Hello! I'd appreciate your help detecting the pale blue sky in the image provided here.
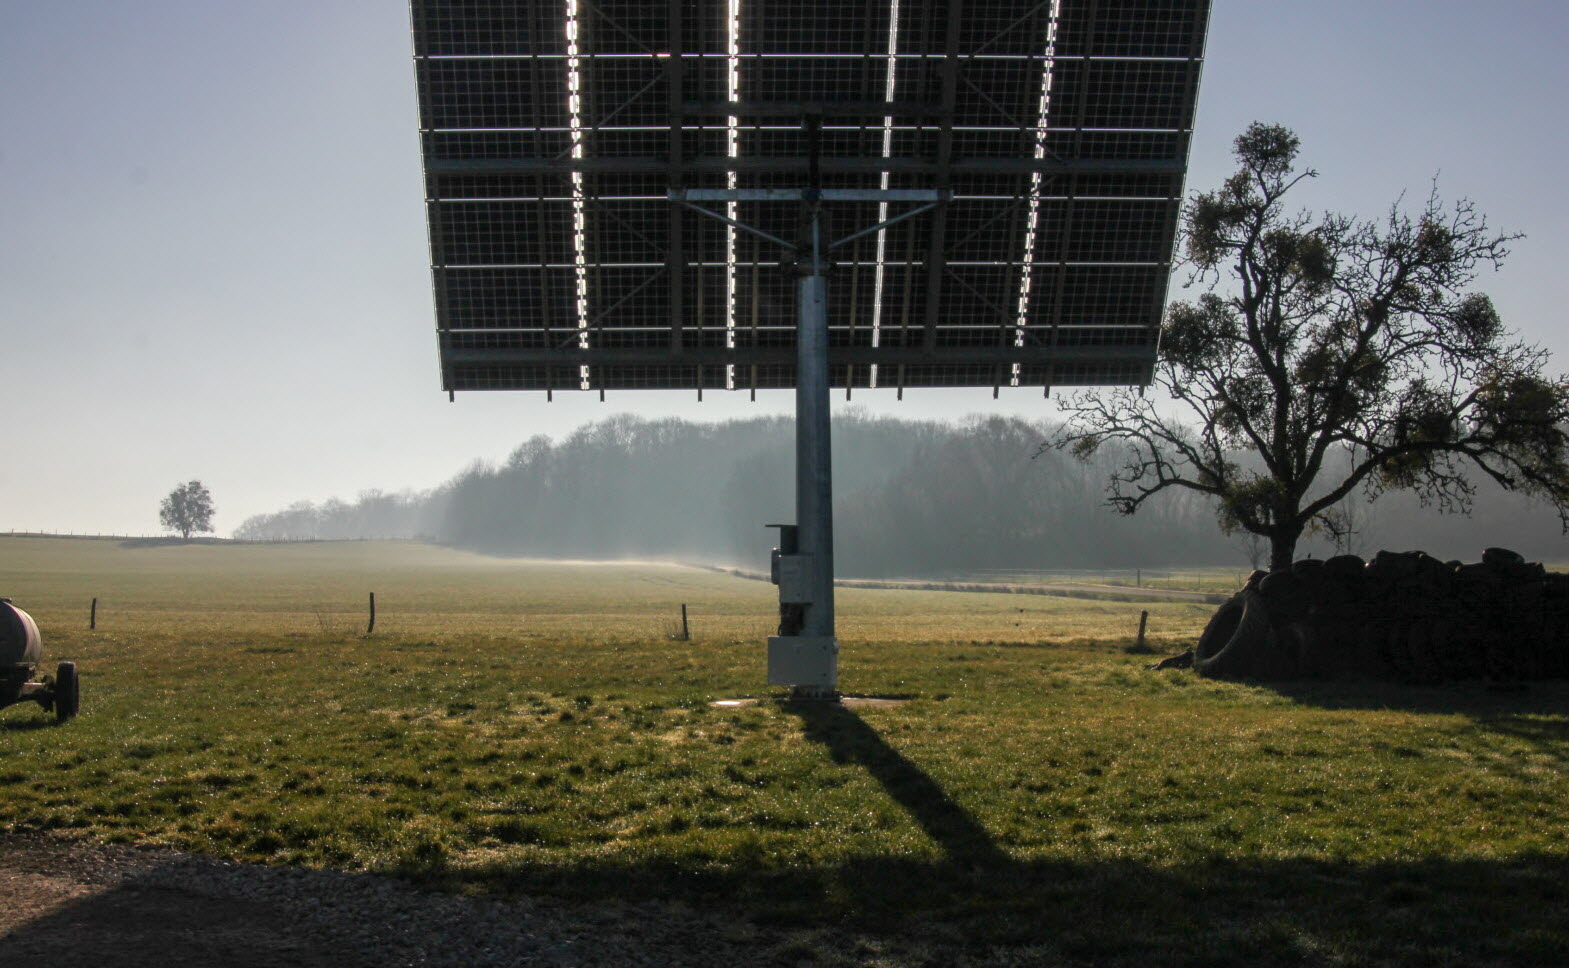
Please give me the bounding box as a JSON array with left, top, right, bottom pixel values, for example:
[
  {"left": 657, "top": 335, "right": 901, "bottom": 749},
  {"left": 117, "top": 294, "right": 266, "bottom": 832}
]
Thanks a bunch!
[{"left": 3, "top": 0, "right": 1565, "bottom": 535}]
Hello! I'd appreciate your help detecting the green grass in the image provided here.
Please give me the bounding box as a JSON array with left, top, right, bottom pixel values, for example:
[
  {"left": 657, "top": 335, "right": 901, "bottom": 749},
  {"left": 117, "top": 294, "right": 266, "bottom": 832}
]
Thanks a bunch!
[{"left": 3, "top": 536, "right": 1568, "bottom": 965}]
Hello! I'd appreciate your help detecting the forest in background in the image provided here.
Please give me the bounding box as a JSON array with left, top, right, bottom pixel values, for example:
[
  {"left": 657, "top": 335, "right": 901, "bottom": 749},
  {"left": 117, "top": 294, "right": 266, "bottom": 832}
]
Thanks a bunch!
[{"left": 233, "top": 413, "right": 1569, "bottom": 575}]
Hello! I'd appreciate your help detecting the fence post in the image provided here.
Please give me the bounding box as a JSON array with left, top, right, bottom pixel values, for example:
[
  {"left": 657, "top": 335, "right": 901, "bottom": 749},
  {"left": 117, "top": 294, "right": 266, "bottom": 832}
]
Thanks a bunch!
[
  {"left": 680, "top": 603, "right": 690, "bottom": 641},
  {"left": 366, "top": 592, "right": 376, "bottom": 635},
  {"left": 90, "top": 597, "right": 97, "bottom": 630},
  {"left": 1136, "top": 610, "right": 1149, "bottom": 649}
]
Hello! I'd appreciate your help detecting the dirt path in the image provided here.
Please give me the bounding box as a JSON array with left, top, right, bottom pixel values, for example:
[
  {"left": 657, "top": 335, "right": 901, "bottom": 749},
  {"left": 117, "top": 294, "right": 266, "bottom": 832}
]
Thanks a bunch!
[
  {"left": 0, "top": 835, "right": 829, "bottom": 967},
  {"left": 0, "top": 837, "right": 350, "bottom": 967}
]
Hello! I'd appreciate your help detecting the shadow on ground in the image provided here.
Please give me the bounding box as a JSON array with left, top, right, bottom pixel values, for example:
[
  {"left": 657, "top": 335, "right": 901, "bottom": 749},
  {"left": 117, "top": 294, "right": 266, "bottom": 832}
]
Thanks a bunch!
[
  {"left": 11, "top": 848, "right": 1566, "bottom": 967},
  {"left": 438, "top": 846, "right": 1569, "bottom": 966},
  {"left": 1268, "top": 678, "right": 1569, "bottom": 776},
  {"left": 0, "top": 871, "right": 344, "bottom": 968},
  {"left": 439, "top": 702, "right": 1568, "bottom": 965},
  {"left": 1265, "top": 677, "right": 1569, "bottom": 717},
  {"left": 7, "top": 701, "right": 1569, "bottom": 966},
  {"left": 784, "top": 698, "right": 1010, "bottom": 868}
]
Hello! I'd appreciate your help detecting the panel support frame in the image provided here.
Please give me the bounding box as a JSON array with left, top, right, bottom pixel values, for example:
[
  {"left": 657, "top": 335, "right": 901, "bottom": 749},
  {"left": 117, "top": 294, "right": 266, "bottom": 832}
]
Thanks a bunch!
[{"left": 671, "top": 185, "right": 944, "bottom": 698}]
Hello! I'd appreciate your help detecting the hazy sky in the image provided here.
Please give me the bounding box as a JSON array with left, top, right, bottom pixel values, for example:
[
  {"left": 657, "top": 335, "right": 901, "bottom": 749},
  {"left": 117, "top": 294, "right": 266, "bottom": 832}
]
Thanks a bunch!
[{"left": 3, "top": 0, "right": 1566, "bottom": 536}]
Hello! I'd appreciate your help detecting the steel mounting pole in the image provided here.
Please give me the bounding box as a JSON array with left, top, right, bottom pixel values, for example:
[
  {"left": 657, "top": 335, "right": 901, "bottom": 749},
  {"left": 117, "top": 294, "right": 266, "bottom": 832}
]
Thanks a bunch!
[
  {"left": 793, "top": 201, "right": 837, "bottom": 696},
  {"left": 668, "top": 185, "right": 939, "bottom": 699}
]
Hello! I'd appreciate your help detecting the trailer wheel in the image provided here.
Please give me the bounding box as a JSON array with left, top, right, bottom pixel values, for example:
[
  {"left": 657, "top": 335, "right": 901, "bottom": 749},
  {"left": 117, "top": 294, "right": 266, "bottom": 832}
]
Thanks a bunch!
[{"left": 54, "top": 662, "right": 78, "bottom": 722}]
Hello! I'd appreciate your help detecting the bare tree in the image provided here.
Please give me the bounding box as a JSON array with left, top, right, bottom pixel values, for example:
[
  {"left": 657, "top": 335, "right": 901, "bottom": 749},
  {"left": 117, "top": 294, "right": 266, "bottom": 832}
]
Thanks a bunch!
[
  {"left": 1053, "top": 123, "right": 1569, "bottom": 571},
  {"left": 1240, "top": 531, "right": 1265, "bottom": 571}
]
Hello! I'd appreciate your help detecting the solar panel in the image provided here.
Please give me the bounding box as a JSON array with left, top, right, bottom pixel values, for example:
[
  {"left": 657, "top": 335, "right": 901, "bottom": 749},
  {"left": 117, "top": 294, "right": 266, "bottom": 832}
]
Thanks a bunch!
[{"left": 411, "top": 0, "right": 1210, "bottom": 393}]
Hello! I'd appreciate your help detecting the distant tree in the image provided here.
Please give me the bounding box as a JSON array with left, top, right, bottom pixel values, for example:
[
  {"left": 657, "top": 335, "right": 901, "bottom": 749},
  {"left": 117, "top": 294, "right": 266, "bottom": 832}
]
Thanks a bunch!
[
  {"left": 1240, "top": 531, "right": 1265, "bottom": 571},
  {"left": 159, "top": 480, "right": 215, "bottom": 540},
  {"left": 1053, "top": 122, "right": 1569, "bottom": 571}
]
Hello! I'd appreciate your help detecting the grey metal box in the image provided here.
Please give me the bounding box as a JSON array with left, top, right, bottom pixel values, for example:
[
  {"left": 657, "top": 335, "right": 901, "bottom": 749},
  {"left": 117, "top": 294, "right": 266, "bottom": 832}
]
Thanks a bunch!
[
  {"left": 774, "top": 554, "right": 816, "bottom": 604},
  {"left": 767, "top": 635, "right": 838, "bottom": 688}
]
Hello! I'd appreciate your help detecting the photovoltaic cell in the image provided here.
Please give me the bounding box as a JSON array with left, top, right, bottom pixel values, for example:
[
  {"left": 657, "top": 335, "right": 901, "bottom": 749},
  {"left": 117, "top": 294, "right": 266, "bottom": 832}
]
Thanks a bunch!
[{"left": 411, "top": 0, "right": 1211, "bottom": 392}]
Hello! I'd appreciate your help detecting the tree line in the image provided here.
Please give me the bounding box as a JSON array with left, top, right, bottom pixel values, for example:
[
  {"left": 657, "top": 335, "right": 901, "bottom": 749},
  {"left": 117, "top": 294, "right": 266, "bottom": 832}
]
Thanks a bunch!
[
  {"left": 233, "top": 411, "right": 1567, "bottom": 575},
  {"left": 238, "top": 122, "right": 1569, "bottom": 572}
]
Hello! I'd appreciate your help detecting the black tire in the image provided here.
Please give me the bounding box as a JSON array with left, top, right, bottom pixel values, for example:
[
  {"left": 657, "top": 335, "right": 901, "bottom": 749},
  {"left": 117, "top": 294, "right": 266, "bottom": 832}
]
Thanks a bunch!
[
  {"left": 1324, "top": 554, "right": 1365, "bottom": 580},
  {"left": 1358, "top": 621, "right": 1394, "bottom": 679},
  {"left": 54, "top": 662, "right": 78, "bottom": 722},
  {"left": 1194, "top": 596, "right": 1242, "bottom": 663},
  {"left": 1276, "top": 621, "right": 1315, "bottom": 676},
  {"left": 1259, "top": 571, "right": 1309, "bottom": 626},
  {"left": 1482, "top": 547, "right": 1525, "bottom": 569},
  {"left": 1291, "top": 558, "right": 1325, "bottom": 579},
  {"left": 1546, "top": 615, "right": 1569, "bottom": 678},
  {"left": 1259, "top": 570, "right": 1304, "bottom": 600},
  {"left": 1194, "top": 588, "right": 1276, "bottom": 680},
  {"left": 1401, "top": 620, "right": 1437, "bottom": 684},
  {"left": 1381, "top": 621, "right": 1418, "bottom": 680},
  {"left": 1427, "top": 618, "right": 1462, "bottom": 680},
  {"left": 1307, "top": 617, "right": 1360, "bottom": 679}
]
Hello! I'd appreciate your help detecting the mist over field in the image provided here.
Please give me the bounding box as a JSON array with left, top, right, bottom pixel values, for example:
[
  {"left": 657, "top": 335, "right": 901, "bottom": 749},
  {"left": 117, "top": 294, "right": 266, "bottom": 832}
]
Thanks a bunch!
[{"left": 234, "top": 413, "right": 1569, "bottom": 574}]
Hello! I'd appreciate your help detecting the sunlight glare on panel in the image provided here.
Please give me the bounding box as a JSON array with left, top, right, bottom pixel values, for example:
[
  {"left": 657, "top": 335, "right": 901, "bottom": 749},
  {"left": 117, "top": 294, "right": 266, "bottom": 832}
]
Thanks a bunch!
[
  {"left": 1011, "top": 0, "right": 1062, "bottom": 388},
  {"left": 564, "top": 0, "right": 591, "bottom": 388},
  {"left": 869, "top": 0, "right": 901, "bottom": 388}
]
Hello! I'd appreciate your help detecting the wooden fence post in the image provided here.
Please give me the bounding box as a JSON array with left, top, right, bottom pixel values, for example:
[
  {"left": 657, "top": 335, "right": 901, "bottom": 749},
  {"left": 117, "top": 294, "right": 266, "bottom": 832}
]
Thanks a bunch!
[
  {"left": 680, "top": 603, "right": 690, "bottom": 641},
  {"left": 90, "top": 597, "right": 97, "bottom": 630},
  {"left": 366, "top": 592, "right": 376, "bottom": 635}
]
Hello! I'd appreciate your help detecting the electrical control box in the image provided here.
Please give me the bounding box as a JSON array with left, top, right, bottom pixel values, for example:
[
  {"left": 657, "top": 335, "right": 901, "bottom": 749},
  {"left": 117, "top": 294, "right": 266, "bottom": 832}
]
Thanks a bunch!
[
  {"left": 773, "top": 553, "right": 816, "bottom": 605},
  {"left": 767, "top": 635, "right": 838, "bottom": 688}
]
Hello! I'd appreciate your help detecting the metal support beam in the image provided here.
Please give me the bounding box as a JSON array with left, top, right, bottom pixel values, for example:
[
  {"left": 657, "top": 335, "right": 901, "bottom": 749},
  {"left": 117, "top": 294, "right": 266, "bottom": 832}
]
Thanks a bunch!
[
  {"left": 428, "top": 156, "right": 1186, "bottom": 176},
  {"left": 440, "top": 341, "right": 1159, "bottom": 367},
  {"left": 828, "top": 201, "right": 943, "bottom": 251},
  {"left": 671, "top": 197, "right": 797, "bottom": 250},
  {"left": 789, "top": 206, "right": 838, "bottom": 696},
  {"left": 676, "top": 188, "right": 944, "bottom": 203},
  {"left": 672, "top": 189, "right": 944, "bottom": 254}
]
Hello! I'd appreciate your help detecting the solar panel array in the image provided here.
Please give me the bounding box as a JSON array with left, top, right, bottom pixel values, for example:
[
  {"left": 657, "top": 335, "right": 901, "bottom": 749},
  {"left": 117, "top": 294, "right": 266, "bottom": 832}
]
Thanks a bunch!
[{"left": 411, "top": 0, "right": 1210, "bottom": 392}]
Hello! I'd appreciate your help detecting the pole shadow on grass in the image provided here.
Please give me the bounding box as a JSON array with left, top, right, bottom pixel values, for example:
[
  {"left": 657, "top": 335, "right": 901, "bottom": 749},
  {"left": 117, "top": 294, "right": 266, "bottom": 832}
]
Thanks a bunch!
[{"left": 780, "top": 700, "right": 1009, "bottom": 869}]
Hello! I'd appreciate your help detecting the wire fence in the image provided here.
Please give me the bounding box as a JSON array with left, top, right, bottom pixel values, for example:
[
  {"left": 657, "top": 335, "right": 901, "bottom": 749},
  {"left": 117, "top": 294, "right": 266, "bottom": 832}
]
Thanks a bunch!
[{"left": 1, "top": 531, "right": 428, "bottom": 545}]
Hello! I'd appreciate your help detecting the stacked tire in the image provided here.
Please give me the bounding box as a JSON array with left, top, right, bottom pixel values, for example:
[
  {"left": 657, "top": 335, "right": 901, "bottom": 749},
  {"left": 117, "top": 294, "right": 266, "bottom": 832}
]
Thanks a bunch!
[{"left": 1192, "top": 548, "right": 1569, "bottom": 682}]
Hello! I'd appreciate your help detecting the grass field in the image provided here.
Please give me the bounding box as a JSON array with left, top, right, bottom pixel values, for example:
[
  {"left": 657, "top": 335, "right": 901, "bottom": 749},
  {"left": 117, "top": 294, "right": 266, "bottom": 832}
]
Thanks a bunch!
[{"left": 3, "top": 536, "right": 1567, "bottom": 966}]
